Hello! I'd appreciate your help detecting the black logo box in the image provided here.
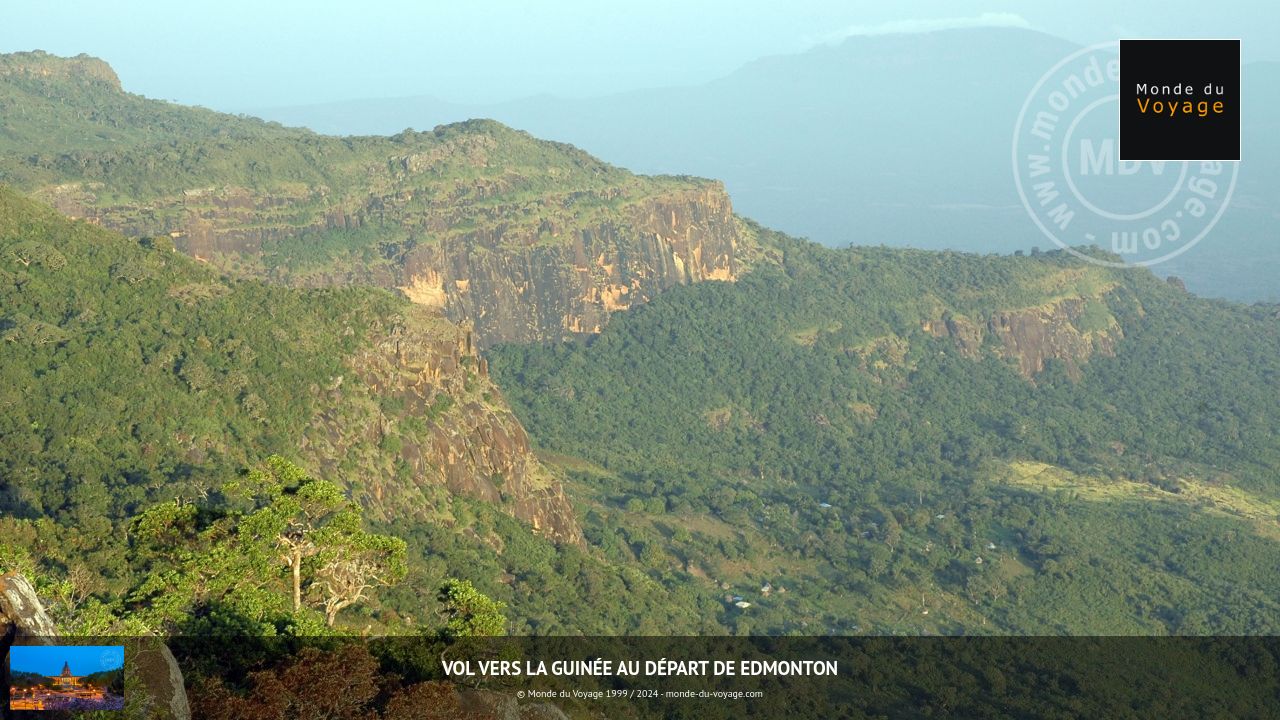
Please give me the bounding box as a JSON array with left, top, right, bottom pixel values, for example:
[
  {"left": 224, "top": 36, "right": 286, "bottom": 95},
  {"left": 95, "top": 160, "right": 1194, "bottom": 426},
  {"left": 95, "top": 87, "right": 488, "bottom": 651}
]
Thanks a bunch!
[{"left": 1120, "top": 39, "right": 1241, "bottom": 161}]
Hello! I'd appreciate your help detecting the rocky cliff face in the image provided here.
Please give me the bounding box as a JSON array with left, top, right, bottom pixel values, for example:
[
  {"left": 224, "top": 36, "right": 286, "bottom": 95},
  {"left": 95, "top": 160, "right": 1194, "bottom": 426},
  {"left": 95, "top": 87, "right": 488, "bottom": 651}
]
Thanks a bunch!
[
  {"left": 0, "top": 50, "right": 121, "bottom": 89},
  {"left": 42, "top": 177, "right": 743, "bottom": 348},
  {"left": 0, "top": 182, "right": 578, "bottom": 561},
  {"left": 0, "top": 573, "right": 56, "bottom": 639},
  {"left": 301, "top": 306, "right": 582, "bottom": 544},
  {"left": 399, "top": 183, "right": 740, "bottom": 345},
  {"left": 924, "top": 295, "right": 1122, "bottom": 379},
  {"left": 10, "top": 58, "right": 749, "bottom": 349}
]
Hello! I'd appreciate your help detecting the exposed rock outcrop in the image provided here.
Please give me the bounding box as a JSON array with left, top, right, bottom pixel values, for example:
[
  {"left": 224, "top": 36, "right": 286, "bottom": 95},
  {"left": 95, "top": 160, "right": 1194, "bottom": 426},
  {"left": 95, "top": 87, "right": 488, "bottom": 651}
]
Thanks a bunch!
[
  {"left": 27, "top": 116, "right": 746, "bottom": 349},
  {"left": 925, "top": 295, "right": 1122, "bottom": 379},
  {"left": 302, "top": 306, "right": 582, "bottom": 544},
  {"left": 0, "top": 50, "right": 121, "bottom": 89},
  {"left": 129, "top": 641, "right": 193, "bottom": 720},
  {"left": 402, "top": 183, "right": 740, "bottom": 345},
  {"left": 922, "top": 314, "right": 984, "bottom": 358},
  {"left": 0, "top": 573, "right": 56, "bottom": 639},
  {"left": 987, "top": 298, "right": 1120, "bottom": 378},
  {"left": 42, "top": 179, "right": 743, "bottom": 348}
]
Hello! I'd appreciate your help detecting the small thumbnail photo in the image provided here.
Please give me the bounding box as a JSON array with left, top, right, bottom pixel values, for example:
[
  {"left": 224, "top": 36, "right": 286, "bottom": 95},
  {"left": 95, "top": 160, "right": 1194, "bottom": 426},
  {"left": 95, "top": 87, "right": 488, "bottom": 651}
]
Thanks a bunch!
[{"left": 8, "top": 645, "right": 125, "bottom": 712}]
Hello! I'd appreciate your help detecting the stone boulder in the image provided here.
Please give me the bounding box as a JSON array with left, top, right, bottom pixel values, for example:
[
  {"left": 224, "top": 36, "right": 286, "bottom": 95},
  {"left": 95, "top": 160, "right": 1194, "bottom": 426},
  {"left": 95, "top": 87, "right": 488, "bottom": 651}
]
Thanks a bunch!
[{"left": 0, "top": 573, "right": 57, "bottom": 639}]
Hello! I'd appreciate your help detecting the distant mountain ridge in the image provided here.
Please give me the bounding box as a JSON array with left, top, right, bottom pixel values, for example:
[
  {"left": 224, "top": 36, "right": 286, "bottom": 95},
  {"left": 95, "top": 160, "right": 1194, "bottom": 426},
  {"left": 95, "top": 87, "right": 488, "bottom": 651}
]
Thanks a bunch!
[
  {"left": 4, "top": 39, "right": 1279, "bottom": 638},
  {"left": 0, "top": 51, "right": 750, "bottom": 347},
  {"left": 254, "top": 28, "right": 1279, "bottom": 303}
]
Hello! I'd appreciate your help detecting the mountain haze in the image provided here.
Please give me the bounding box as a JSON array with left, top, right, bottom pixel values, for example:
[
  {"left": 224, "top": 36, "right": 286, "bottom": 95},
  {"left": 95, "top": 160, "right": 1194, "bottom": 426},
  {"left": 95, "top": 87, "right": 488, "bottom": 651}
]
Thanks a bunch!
[
  {"left": 258, "top": 28, "right": 1280, "bottom": 303},
  {"left": 0, "top": 51, "right": 748, "bottom": 348},
  {"left": 2, "top": 41, "right": 1278, "bottom": 639}
]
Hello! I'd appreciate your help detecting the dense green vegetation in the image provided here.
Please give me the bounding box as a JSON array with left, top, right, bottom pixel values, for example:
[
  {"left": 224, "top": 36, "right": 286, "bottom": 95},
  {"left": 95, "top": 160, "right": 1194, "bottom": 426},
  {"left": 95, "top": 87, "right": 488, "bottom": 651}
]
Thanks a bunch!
[
  {"left": 0, "top": 186, "right": 394, "bottom": 524},
  {"left": 4, "top": 41, "right": 1280, "bottom": 720},
  {"left": 0, "top": 51, "right": 618, "bottom": 197},
  {"left": 0, "top": 186, "right": 722, "bottom": 635},
  {"left": 5, "top": 180, "right": 1279, "bottom": 638},
  {"left": 0, "top": 50, "right": 707, "bottom": 289},
  {"left": 491, "top": 226, "right": 1280, "bottom": 634},
  {"left": 4, "top": 48, "right": 1280, "bottom": 642}
]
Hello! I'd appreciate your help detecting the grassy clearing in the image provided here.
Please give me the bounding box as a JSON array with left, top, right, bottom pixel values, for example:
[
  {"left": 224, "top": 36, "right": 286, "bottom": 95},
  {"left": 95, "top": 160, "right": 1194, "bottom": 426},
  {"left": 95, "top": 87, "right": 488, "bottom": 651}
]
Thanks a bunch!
[{"left": 1003, "top": 461, "right": 1280, "bottom": 540}]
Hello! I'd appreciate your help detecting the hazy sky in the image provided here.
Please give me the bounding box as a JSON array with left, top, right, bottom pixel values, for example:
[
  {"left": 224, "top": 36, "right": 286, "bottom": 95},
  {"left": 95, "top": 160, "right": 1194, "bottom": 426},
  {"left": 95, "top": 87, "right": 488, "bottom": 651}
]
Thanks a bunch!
[{"left": 2, "top": 1, "right": 1275, "bottom": 109}]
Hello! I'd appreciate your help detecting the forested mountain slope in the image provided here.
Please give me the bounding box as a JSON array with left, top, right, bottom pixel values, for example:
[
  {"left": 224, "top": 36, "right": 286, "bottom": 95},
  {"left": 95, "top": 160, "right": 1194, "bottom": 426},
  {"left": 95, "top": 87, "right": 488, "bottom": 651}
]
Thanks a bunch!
[
  {"left": 0, "top": 51, "right": 748, "bottom": 347},
  {"left": 5, "top": 47, "right": 1279, "bottom": 639},
  {"left": 0, "top": 186, "right": 728, "bottom": 634},
  {"left": 491, "top": 226, "right": 1280, "bottom": 634}
]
